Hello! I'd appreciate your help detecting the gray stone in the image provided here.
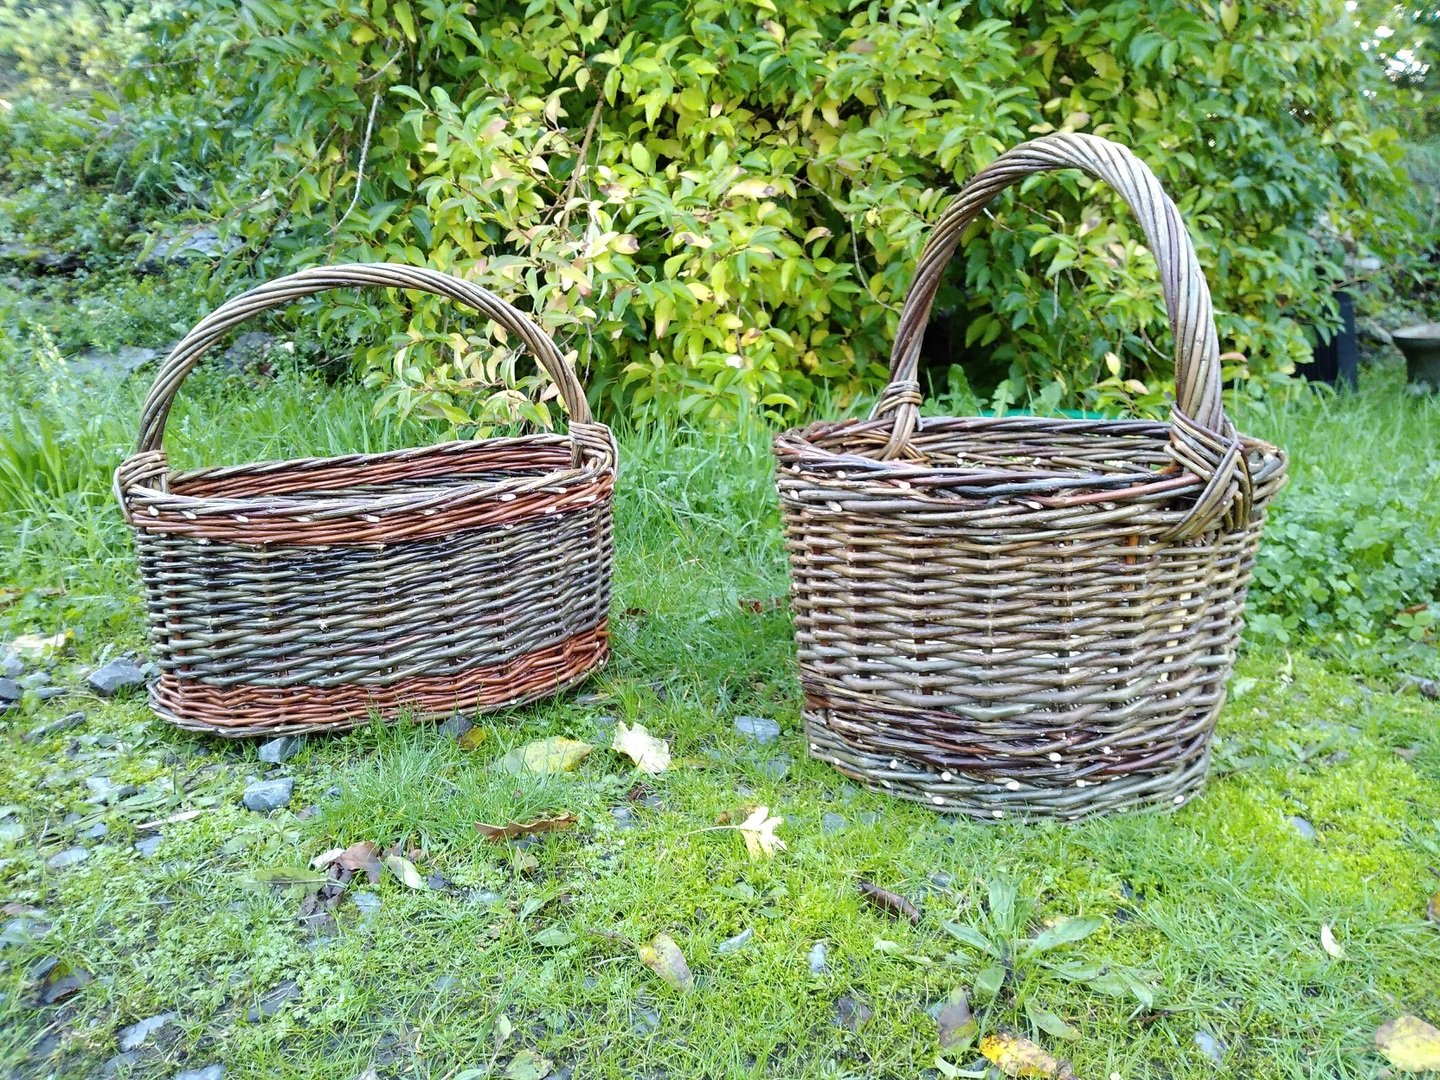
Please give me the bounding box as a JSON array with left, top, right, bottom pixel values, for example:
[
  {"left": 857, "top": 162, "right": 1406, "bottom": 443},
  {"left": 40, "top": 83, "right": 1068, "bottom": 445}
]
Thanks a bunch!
[
  {"left": 34, "top": 686, "right": 66, "bottom": 701},
  {"left": 156, "top": 226, "right": 239, "bottom": 262},
  {"left": 86, "top": 776, "right": 136, "bottom": 804},
  {"left": 857, "top": 811, "right": 882, "bottom": 826},
  {"left": 242, "top": 778, "right": 294, "bottom": 813},
  {"left": 808, "top": 942, "right": 828, "bottom": 974},
  {"left": 25, "top": 712, "right": 85, "bottom": 741},
  {"left": 175, "top": 1065, "right": 225, "bottom": 1080},
  {"left": 351, "top": 892, "right": 382, "bottom": 921},
  {"left": 630, "top": 1006, "right": 660, "bottom": 1036},
  {"left": 610, "top": 805, "right": 635, "bottom": 829},
  {"left": 757, "top": 755, "right": 792, "bottom": 780},
  {"left": 221, "top": 330, "right": 282, "bottom": 368},
  {"left": 84, "top": 822, "right": 109, "bottom": 840},
  {"left": 47, "top": 846, "right": 90, "bottom": 870},
  {"left": 821, "top": 813, "right": 846, "bottom": 835},
  {"left": 0, "top": 652, "right": 22, "bottom": 679},
  {"left": 134, "top": 836, "right": 163, "bottom": 858},
  {"left": 1287, "top": 815, "right": 1317, "bottom": 841},
  {"left": 72, "top": 345, "right": 160, "bottom": 378},
  {"left": 19, "top": 670, "right": 50, "bottom": 689},
  {"left": 834, "top": 994, "right": 873, "bottom": 1031},
  {"left": 102, "top": 1051, "right": 140, "bottom": 1076},
  {"left": 248, "top": 979, "right": 299, "bottom": 1021},
  {"left": 716, "top": 927, "right": 754, "bottom": 954},
  {"left": 438, "top": 714, "right": 472, "bottom": 738},
  {"left": 1194, "top": 1030, "right": 1225, "bottom": 1066},
  {"left": 87, "top": 657, "right": 148, "bottom": 697},
  {"left": 734, "top": 715, "right": 781, "bottom": 745},
  {"left": 257, "top": 736, "right": 302, "bottom": 765},
  {"left": 0, "top": 677, "right": 19, "bottom": 704},
  {"left": 1, "top": 917, "right": 50, "bottom": 945},
  {"left": 118, "top": 1012, "right": 176, "bottom": 1051}
]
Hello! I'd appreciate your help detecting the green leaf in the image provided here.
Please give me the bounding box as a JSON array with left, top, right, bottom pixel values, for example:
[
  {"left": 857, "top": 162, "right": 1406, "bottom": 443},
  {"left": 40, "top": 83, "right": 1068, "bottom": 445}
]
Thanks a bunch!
[
  {"left": 973, "top": 964, "right": 1006, "bottom": 1001},
  {"left": 499, "top": 737, "right": 594, "bottom": 775},
  {"left": 1024, "top": 1000, "right": 1080, "bottom": 1041},
  {"left": 532, "top": 925, "right": 576, "bottom": 948},
  {"left": 942, "top": 921, "right": 1003, "bottom": 958},
  {"left": 987, "top": 878, "right": 1017, "bottom": 931},
  {"left": 1022, "top": 915, "right": 1104, "bottom": 958}
]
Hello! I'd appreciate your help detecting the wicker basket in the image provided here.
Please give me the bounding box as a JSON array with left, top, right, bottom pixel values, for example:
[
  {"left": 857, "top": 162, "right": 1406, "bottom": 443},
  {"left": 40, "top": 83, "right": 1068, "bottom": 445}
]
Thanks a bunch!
[
  {"left": 115, "top": 264, "right": 615, "bottom": 737},
  {"left": 773, "top": 134, "right": 1287, "bottom": 819}
]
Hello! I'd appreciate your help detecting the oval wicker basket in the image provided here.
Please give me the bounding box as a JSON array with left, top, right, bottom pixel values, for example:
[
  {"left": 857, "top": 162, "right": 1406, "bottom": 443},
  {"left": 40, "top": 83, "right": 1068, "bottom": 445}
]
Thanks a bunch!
[
  {"left": 115, "top": 264, "right": 616, "bottom": 737},
  {"left": 773, "top": 134, "right": 1287, "bottom": 820}
]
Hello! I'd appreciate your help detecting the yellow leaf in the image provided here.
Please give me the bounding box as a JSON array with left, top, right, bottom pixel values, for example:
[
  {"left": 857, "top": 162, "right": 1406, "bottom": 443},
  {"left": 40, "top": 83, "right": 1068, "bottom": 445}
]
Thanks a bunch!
[
  {"left": 1320, "top": 923, "right": 1344, "bottom": 959},
  {"left": 499, "top": 737, "right": 594, "bottom": 775},
  {"left": 638, "top": 933, "right": 693, "bottom": 992},
  {"left": 457, "top": 726, "right": 489, "bottom": 750},
  {"left": 727, "top": 177, "right": 779, "bottom": 200},
  {"left": 1376, "top": 1016, "right": 1440, "bottom": 1072},
  {"left": 979, "top": 1031, "right": 1077, "bottom": 1079},
  {"left": 1220, "top": 0, "right": 1239, "bottom": 33},
  {"left": 735, "top": 805, "right": 786, "bottom": 860},
  {"left": 9, "top": 631, "right": 71, "bottom": 658},
  {"left": 612, "top": 721, "right": 671, "bottom": 774},
  {"left": 382, "top": 854, "right": 426, "bottom": 890}
]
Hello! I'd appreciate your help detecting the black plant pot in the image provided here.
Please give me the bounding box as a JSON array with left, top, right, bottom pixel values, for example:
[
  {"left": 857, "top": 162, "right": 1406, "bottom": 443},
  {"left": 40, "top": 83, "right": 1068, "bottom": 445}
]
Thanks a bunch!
[
  {"left": 1300, "top": 290, "right": 1358, "bottom": 389},
  {"left": 1391, "top": 323, "right": 1440, "bottom": 390}
]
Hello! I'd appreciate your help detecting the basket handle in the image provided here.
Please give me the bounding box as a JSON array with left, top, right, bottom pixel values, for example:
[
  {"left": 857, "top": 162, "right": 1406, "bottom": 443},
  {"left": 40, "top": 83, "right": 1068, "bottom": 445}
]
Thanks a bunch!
[
  {"left": 135, "top": 263, "right": 597, "bottom": 457},
  {"left": 871, "top": 134, "right": 1247, "bottom": 537}
]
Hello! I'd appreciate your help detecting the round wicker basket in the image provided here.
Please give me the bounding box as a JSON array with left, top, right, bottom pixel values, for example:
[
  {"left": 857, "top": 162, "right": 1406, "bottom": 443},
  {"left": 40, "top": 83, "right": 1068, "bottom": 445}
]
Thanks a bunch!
[
  {"left": 115, "top": 263, "right": 615, "bottom": 737},
  {"left": 773, "top": 134, "right": 1287, "bottom": 819}
]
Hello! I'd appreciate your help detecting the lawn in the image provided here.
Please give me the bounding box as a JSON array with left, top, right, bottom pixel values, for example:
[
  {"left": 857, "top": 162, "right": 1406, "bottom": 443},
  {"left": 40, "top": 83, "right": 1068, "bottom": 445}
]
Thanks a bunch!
[{"left": 1, "top": 287, "right": 1438, "bottom": 1080}]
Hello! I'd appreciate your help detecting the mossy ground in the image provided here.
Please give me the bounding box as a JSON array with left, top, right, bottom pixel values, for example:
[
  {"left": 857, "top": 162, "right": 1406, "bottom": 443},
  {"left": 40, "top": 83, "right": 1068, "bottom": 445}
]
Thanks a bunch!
[{"left": 1, "top": 323, "right": 1438, "bottom": 1080}]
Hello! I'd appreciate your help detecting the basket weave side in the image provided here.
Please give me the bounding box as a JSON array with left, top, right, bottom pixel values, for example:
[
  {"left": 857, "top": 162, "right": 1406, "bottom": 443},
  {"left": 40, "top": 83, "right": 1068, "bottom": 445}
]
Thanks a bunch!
[
  {"left": 116, "top": 264, "right": 616, "bottom": 736},
  {"left": 774, "top": 134, "right": 1288, "bottom": 818}
]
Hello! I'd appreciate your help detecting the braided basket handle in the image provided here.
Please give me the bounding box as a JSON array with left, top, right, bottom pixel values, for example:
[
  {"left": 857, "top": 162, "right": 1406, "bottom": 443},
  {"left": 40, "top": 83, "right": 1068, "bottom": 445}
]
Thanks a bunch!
[
  {"left": 872, "top": 133, "right": 1247, "bottom": 538},
  {"left": 874, "top": 133, "right": 1224, "bottom": 445},
  {"left": 136, "top": 263, "right": 595, "bottom": 457}
]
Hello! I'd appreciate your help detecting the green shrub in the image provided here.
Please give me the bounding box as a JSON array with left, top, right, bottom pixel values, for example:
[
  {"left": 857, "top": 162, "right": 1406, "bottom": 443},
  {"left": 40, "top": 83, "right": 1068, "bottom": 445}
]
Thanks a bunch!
[
  {"left": 1248, "top": 473, "right": 1440, "bottom": 675},
  {"left": 105, "top": 1, "right": 1426, "bottom": 423}
]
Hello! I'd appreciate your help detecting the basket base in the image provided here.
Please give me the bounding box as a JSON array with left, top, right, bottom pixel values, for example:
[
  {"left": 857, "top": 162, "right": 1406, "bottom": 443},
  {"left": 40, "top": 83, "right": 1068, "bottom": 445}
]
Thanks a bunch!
[
  {"left": 803, "top": 710, "right": 1211, "bottom": 821},
  {"left": 150, "top": 624, "right": 608, "bottom": 737}
]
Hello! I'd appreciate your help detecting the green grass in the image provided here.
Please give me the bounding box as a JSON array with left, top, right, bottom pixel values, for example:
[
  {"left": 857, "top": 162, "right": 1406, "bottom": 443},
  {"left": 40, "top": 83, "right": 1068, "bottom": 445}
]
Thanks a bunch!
[{"left": 1, "top": 319, "right": 1439, "bottom": 1080}]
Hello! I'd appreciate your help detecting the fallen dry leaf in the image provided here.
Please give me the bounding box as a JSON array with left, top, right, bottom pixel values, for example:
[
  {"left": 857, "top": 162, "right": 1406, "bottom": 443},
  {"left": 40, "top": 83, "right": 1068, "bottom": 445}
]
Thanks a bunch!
[
  {"left": 135, "top": 808, "right": 207, "bottom": 831},
  {"left": 638, "top": 932, "right": 693, "bottom": 992},
  {"left": 1376, "top": 1015, "right": 1440, "bottom": 1072},
  {"left": 737, "top": 596, "right": 784, "bottom": 613},
  {"left": 499, "top": 737, "right": 594, "bottom": 776},
  {"left": 9, "top": 631, "right": 71, "bottom": 658},
  {"left": 457, "top": 726, "right": 489, "bottom": 750},
  {"left": 612, "top": 721, "right": 670, "bottom": 774},
  {"left": 382, "top": 854, "right": 425, "bottom": 890},
  {"left": 936, "top": 988, "right": 976, "bottom": 1051},
  {"left": 1320, "top": 923, "right": 1345, "bottom": 959},
  {"left": 858, "top": 879, "right": 922, "bottom": 924},
  {"left": 734, "top": 805, "right": 786, "bottom": 860},
  {"left": 1427, "top": 892, "right": 1440, "bottom": 925},
  {"left": 475, "top": 814, "right": 578, "bottom": 842},
  {"left": 980, "top": 1030, "right": 1078, "bottom": 1079},
  {"left": 503, "top": 1048, "right": 552, "bottom": 1080}
]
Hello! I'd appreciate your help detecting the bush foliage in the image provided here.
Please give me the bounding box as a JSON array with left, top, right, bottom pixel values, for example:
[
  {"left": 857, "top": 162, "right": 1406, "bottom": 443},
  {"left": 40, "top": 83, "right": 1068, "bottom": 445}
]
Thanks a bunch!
[{"left": 0, "top": 2, "right": 1403, "bottom": 426}]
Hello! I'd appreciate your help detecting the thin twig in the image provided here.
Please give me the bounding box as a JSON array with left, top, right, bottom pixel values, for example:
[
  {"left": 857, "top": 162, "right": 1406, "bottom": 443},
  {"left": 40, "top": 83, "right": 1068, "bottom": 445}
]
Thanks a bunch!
[
  {"left": 332, "top": 92, "right": 382, "bottom": 235},
  {"left": 557, "top": 93, "right": 605, "bottom": 231}
]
